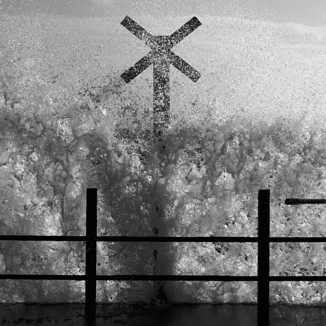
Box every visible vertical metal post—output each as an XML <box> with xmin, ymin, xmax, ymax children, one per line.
<box><xmin>85</xmin><ymin>188</ymin><xmax>97</xmax><ymax>325</ymax></box>
<box><xmin>257</xmin><ymin>189</ymin><xmax>270</xmax><ymax>326</ymax></box>
<box><xmin>153</xmin><ymin>49</ymin><xmax>170</xmax><ymax>145</ymax></box>
<box><xmin>152</xmin><ymin>48</ymin><xmax>170</xmax><ymax>300</ymax></box>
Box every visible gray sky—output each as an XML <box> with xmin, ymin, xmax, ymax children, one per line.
<box><xmin>1</xmin><ymin>0</ymin><xmax>326</xmax><ymax>26</ymax></box>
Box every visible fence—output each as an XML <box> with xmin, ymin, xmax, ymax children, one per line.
<box><xmin>0</xmin><ymin>188</ymin><xmax>326</xmax><ymax>325</ymax></box>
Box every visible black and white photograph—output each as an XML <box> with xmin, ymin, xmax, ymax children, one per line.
<box><xmin>1</xmin><ymin>0</ymin><xmax>326</xmax><ymax>325</ymax></box>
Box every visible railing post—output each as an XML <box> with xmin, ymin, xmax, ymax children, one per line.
<box><xmin>85</xmin><ymin>188</ymin><xmax>97</xmax><ymax>325</ymax></box>
<box><xmin>258</xmin><ymin>189</ymin><xmax>270</xmax><ymax>326</ymax></box>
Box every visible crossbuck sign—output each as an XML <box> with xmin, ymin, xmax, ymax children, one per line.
<box><xmin>121</xmin><ymin>16</ymin><xmax>201</xmax><ymax>141</ymax></box>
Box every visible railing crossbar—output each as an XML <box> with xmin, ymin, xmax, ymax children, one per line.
<box><xmin>286</xmin><ymin>198</ymin><xmax>326</xmax><ymax>205</ymax></box>
<box><xmin>0</xmin><ymin>236</ymin><xmax>259</xmax><ymax>242</ymax></box>
<box><xmin>0</xmin><ymin>275</ymin><xmax>258</xmax><ymax>281</ymax></box>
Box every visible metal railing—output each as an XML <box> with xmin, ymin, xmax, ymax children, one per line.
<box><xmin>1</xmin><ymin>189</ymin><xmax>326</xmax><ymax>325</ymax></box>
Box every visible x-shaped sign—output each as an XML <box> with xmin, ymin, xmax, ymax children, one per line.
<box><xmin>121</xmin><ymin>16</ymin><xmax>201</xmax><ymax>140</ymax></box>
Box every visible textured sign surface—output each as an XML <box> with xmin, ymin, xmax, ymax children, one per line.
<box><xmin>121</xmin><ymin>16</ymin><xmax>201</xmax><ymax>139</ymax></box>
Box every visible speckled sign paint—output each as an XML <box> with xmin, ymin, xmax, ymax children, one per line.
<box><xmin>120</xmin><ymin>16</ymin><xmax>201</xmax><ymax>139</ymax></box>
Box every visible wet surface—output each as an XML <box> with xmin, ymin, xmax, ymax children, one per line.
<box><xmin>270</xmin><ymin>305</ymin><xmax>326</xmax><ymax>326</ymax></box>
<box><xmin>1</xmin><ymin>303</ymin><xmax>326</xmax><ymax>325</ymax></box>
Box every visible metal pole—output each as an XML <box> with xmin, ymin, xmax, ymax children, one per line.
<box><xmin>257</xmin><ymin>189</ymin><xmax>270</xmax><ymax>326</ymax></box>
<box><xmin>85</xmin><ymin>188</ymin><xmax>97</xmax><ymax>325</ymax></box>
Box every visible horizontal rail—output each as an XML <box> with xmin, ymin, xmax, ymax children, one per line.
<box><xmin>96</xmin><ymin>236</ymin><xmax>258</xmax><ymax>242</ymax></box>
<box><xmin>285</xmin><ymin>198</ymin><xmax>326</xmax><ymax>205</ymax></box>
<box><xmin>0</xmin><ymin>275</ymin><xmax>86</xmax><ymax>280</ymax></box>
<box><xmin>96</xmin><ymin>275</ymin><xmax>258</xmax><ymax>281</ymax></box>
<box><xmin>0</xmin><ymin>236</ymin><xmax>87</xmax><ymax>241</ymax></box>
<box><xmin>270</xmin><ymin>237</ymin><xmax>326</xmax><ymax>242</ymax></box>
<box><xmin>2</xmin><ymin>236</ymin><xmax>326</xmax><ymax>242</ymax></box>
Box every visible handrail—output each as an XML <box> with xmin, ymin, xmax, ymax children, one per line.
<box><xmin>1</xmin><ymin>189</ymin><xmax>325</xmax><ymax>326</ymax></box>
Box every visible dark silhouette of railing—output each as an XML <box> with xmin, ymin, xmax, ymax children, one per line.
<box><xmin>1</xmin><ymin>188</ymin><xmax>326</xmax><ymax>325</ymax></box>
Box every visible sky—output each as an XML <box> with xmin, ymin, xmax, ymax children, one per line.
<box><xmin>1</xmin><ymin>0</ymin><xmax>326</xmax><ymax>26</ymax></box>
